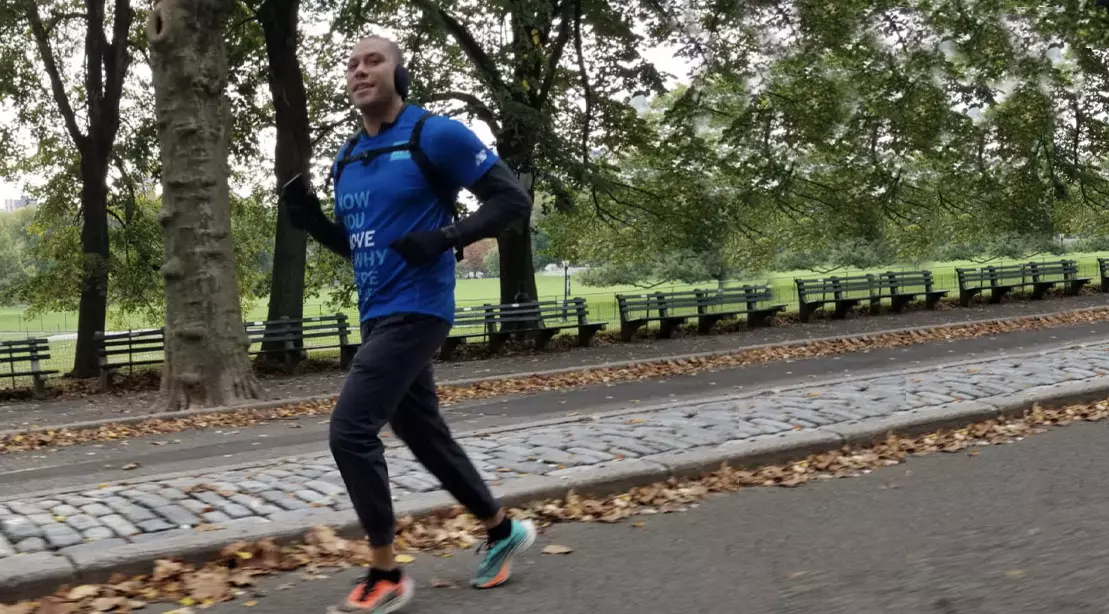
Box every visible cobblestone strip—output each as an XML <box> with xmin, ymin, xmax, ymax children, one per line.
<box><xmin>2</xmin><ymin>343</ymin><xmax>1108</xmax><ymax>558</ymax></box>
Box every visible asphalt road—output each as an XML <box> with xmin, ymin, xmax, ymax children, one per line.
<box><xmin>3</xmin><ymin>320</ymin><xmax>1109</xmax><ymax>497</ymax></box>
<box><xmin>143</xmin><ymin>414</ymin><xmax>1109</xmax><ymax>614</ymax></box>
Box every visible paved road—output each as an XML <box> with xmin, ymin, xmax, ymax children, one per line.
<box><xmin>141</xmin><ymin>417</ymin><xmax>1109</xmax><ymax>614</ymax></box>
<box><xmin>1</xmin><ymin>320</ymin><xmax>1107</xmax><ymax>494</ymax></box>
<box><xmin>6</xmin><ymin>292</ymin><xmax>1109</xmax><ymax>428</ymax></box>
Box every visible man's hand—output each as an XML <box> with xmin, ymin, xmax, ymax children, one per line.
<box><xmin>280</xmin><ymin>174</ymin><xmax>324</xmax><ymax>231</ymax></box>
<box><xmin>390</xmin><ymin>229</ymin><xmax>452</xmax><ymax>265</ymax></box>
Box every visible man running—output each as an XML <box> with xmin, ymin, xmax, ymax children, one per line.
<box><xmin>281</xmin><ymin>34</ymin><xmax>536</xmax><ymax>613</ymax></box>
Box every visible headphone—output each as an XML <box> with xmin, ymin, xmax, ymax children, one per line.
<box><xmin>394</xmin><ymin>64</ymin><xmax>410</xmax><ymax>100</ymax></box>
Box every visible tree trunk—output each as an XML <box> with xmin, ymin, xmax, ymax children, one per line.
<box><xmin>497</xmin><ymin>165</ymin><xmax>538</xmax><ymax>331</ymax></box>
<box><xmin>71</xmin><ymin>158</ymin><xmax>111</xmax><ymax>378</ymax></box>
<box><xmin>147</xmin><ymin>0</ymin><xmax>260</xmax><ymax>411</ymax></box>
<box><xmin>259</xmin><ymin>0</ymin><xmax>311</xmax><ymax>359</ymax></box>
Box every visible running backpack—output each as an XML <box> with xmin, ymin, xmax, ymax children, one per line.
<box><xmin>330</xmin><ymin>110</ymin><xmax>464</xmax><ymax>262</ymax></box>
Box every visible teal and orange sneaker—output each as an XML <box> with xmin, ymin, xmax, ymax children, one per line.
<box><xmin>471</xmin><ymin>519</ymin><xmax>537</xmax><ymax>589</ymax></box>
<box><xmin>329</xmin><ymin>570</ymin><xmax>414</xmax><ymax>613</ymax></box>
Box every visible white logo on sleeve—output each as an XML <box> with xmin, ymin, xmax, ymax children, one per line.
<box><xmin>475</xmin><ymin>149</ymin><xmax>488</xmax><ymax>166</ymax></box>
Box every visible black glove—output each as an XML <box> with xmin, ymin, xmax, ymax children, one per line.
<box><xmin>390</xmin><ymin>229</ymin><xmax>452</xmax><ymax>265</ymax></box>
<box><xmin>280</xmin><ymin>173</ymin><xmax>324</xmax><ymax>231</ymax></box>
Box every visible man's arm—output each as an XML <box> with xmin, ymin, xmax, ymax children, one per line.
<box><xmin>441</xmin><ymin>158</ymin><xmax>532</xmax><ymax>248</ymax></box>
<box><xmin>280</xmin><ymin>173</ymin><xmax>351</xmax><ymax>260</ymax></box>
<box><xmin>389</xmin><ymin>117</ymin><xmax>532</xmax><ymax>265</ymax></box>
<box><xmin>307</xmin><ymin>215</ymin><xmax>351</xmax><ymax>260</ymax></box>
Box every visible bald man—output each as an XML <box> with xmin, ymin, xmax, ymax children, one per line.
<box><xmin>281</xmin><ymin>35</ymin><xmax>536</xmax><ymax>613</ymax></box>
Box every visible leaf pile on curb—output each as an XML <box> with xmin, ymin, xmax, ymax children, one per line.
<box><xmin>4</xmin><ymin>398</ymin><xmax>1109</xmax><ymax>612</ymax></box>
<box><xmin>4</xmin><ymin>307</ymin><xmax>1109</xmax><ymax>454</ymax></box>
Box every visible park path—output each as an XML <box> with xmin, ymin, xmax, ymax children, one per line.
<box><xmin>2</xmin><ymin>291</ymin><xmax>1108</xmax><ymax>431</ymax></box>
<box><xmin>1</xmin><ymin>336</ymin><xmax>1106</xmax><ymax>560</ymax></box>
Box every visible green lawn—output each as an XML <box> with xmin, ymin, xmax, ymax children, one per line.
<box><xmin>2</xmin><ymin>252</ymin><xmax>1107</xmax><ymax>380</ymax></box>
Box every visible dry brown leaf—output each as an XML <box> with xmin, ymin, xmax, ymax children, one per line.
<box><xmin>152</xmin><ymin>560</ymin><xmax>189</xmax><ymax>583</ymax></box>
<box><xmin>65</xmin><ymin>585</ymin><xmax>101</xmax><ymax>601</ymax></box>
<box><xmin>89</xmin><ymin>597</ymin><xmax>127</xmax><ymax>612</ymax></box>
<box><xmin>185</xmin><ymin>569</ymin><xmax>232</xmax><ymax>603</ymax></box>
<box><xmin>430</xmin><ymin>578</ymin><xmax>458</xmax><ymax>589</ymax></box>
<box><xmin>195</xmin><ymin>524</ymin><xmax>224</xmax><ymax>533</ymax></box>
<box><xmin>33</xmin><ymin>598</ymin><xmax>74</xmax><ymax>614</ymax></box>
<box><xmin>541</xmin><ymin>544</ymin><xmax>573</xmax><ymax>555</ymax></box>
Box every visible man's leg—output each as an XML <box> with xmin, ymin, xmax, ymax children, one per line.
<box><xmin>390</xmin><ymin>361</ymin><xmax>537</xmax><ymax>589</ymax></box>
<box><xmin>329</xmin><ymin>314</ymin><xmax>448</xmax><ymax>611</ymax></box>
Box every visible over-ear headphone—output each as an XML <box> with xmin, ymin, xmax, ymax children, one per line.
<box><xmin>394</xmin><ymin>64</ymin><xmax>410</xmax><ymax>100</ymax></box>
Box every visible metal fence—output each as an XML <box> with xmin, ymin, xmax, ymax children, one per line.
<box><xmin>2</xmin><ymin>257</ymin><xmax>1103</xmax><ymax>390</ymax></box>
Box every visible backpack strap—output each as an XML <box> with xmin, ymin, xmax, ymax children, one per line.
<box><xmin>409</xmin><ymin>111</ymin><xmax>465</xmax><ymax>262</ymax></box>
<box><xmin>330</xmin><ymin>112</ymin><xmax>466</xmax><ymax>263</ymax></box>
<box><xmin>329</xmin><ymin>132</ymin><xmax>361</xmax><ymax>190</ymax></box>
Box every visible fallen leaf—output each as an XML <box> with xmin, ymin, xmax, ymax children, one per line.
<box><xmin>65</xmin><ymin>585</ymin><xmax>101</xmax><ymax>601</ymax></box>
<box><xmin>195</xmin><ymin>524</ymin><xmax>225</xmax><ymax>532</ymax></box>
<box><xmin>186</xmin><ymin>569</ymin><xmax>232</xmax><ymax>602</ymax></box>
<box><xmin>89</xmin><ymin>597</ymin><xmax>127</xmax><ymax>612</ymax></box>
<box><xmin>1004</xmin><ymin>569</ymin><xmax>1026</xmax><ymax>578</ymax></box>
<box><xmin>121</xmin><ymin>462</ymin><xmax>141</xmax><ymax>470</ymax></box>
<box><xmin>394</xmin><ymin>554</ymin><xmax>415</xmax><ymax>564</ymax></box>
<box><xmin>243</xmin><ymin>601</ymin><xmax>258</xmax><ymax>607</ymax></box>
<box><xmin>541</xmin><ymin>544</ymin><xmax>573</xmax><ymax>555</ymax></box>
<box><xmin>431</xmin><ymin>578</ymin><xmax>458</xmax><ymax>589</ymax></box>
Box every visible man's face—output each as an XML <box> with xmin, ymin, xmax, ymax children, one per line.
<box><xmin>346</xmin><ymin>37</ymin><xmax>397</xmax><ymax>110</ymax></box>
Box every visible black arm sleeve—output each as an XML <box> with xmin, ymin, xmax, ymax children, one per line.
<box><xmin>308</xmin><ymin>215</ymin><xmax>351</xmax><ymax>260</ymax></box>
<box><xmin>444</xmin><ymin>159</ymin><xmax>533</xmax><ymax>247</ymax></box>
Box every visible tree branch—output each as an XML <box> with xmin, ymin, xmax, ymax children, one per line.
<box><xmin>572</xmin><ymin>0</ymin><xmax>592</xmax><ymax>165</ymax></box>
<box><xmin>101</xmin><ymin>0</ymin><xmax>135</xmax><ymax>141</ymax></box>
<box><xmin>86</xmin><ymin>0</ymin><xmax>107</xmax><ymax>124</ymax></box>
<box><xmin>25</xmin><ymin>1</ymin><xmax>87</xmax><ymax>152</ymax></box>
<box><xmin>311</xmin><ymin>116</ymin><xmax>357</xmax><ymax>149</ymax></box>
<box><xmin>423</xmin><ymin>91</ymin><xmax>501</xmax><ymax>133</ymax></box>
<box><xmin>45</xmin><ymin>11</ymin><xmax>87</xmax><ymax>34</ymax></box>
<box><xmin>417</xmin><ymin>2</ymin><xmax>510</xmax><ymax>98</ymax></box>
<box><xmin>537</xmin><ymin>0</ymin><xmax>575</xmax><ymax>106</ymax></box>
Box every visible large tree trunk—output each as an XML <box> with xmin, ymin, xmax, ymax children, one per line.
<box><xmin>259</xmin><ymin>0</ymin><xmax>311</xmax><ymax>359</ymax></box>
<box><xmin>497</xmin><ymin>163</ymin><xmax>538</xmax><ymax>330</ymax></box>
<box><xmin>71</xmin><ymin>158</ymin><xmax>110</xmax><ymax>378</ymax></box>
<box><xmin>147</xmin><ymin>0</ymin><xmax>260</xmax><ymax>411</ymax></box>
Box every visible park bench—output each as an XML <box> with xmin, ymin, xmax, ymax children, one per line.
<box><xmin>1098</xmin><ymin>258</ymin><xmax>1109</xmax><ymax>292</ymax></box>
<box><xmin>615</xmin><ymin>285</ymin><xmax>785</xmax><ymax>342</ymax></box>
<box><xmin>1</xmin><ymin>338</ymin><xmax>58</xmax><ymax>398</ymax></box>
<box><xmin>244</xmin><ymin>314</ymin><xmax>356</xmax><ymax>371</ymax></box>
<box><xmin>96</xmin><ymin>328</ymin><xmax>166</xmax><ymax>392</ymax></box>
<box><xmin>97</xmin><ymin>314</ymin><xmax>356</xmax><ymax>391</ymax></box>
<box><xmin>795</xmin><ymin>275</ymin><xmax>873</xmax><ymax>322</ymax></box>
<box><xmin>872</xmin><ymin>270</ymin><xmax>949</xmax><ymax>313</ymax></box>
<box><xmin>439</xmin><ymin>297</ymin><xmax>605</xmax><ymax>360</ymax></box>
<box><xmin>956</xmin><ymin>260</ymin><xmax>1089</xmax><ymax>306</ymax></box>
<box><xmin>795</xmin><ymin>271</ymin><xmax>949</xmax><ymax>322</ymax></box>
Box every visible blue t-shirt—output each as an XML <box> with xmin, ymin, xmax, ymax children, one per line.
<box><xmin>332</xmin><ymin>104</ymin><xmax>498</xmax><ymax>325</ymax></box>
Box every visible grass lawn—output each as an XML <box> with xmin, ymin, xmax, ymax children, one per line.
<box><xmin>2</xmin><ymin>251</ymin><xmax>1107</xmax><ymax>377</ymax></box>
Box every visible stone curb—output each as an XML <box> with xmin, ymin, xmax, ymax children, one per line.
<box><xmin>5</xmin><ymin>304</ymin><xmax>1108</xmax><ymax>440</ymax></box>
<box><xmin>4</xmin><ymin>377</ymin><xmax>1107</xmax><ymax>602</ymax></box>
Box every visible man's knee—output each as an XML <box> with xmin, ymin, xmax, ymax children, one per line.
<box><xmin>329</xmin><ymin>411</ymin><xmax>384</xmax><ymax>455</ymax></box>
